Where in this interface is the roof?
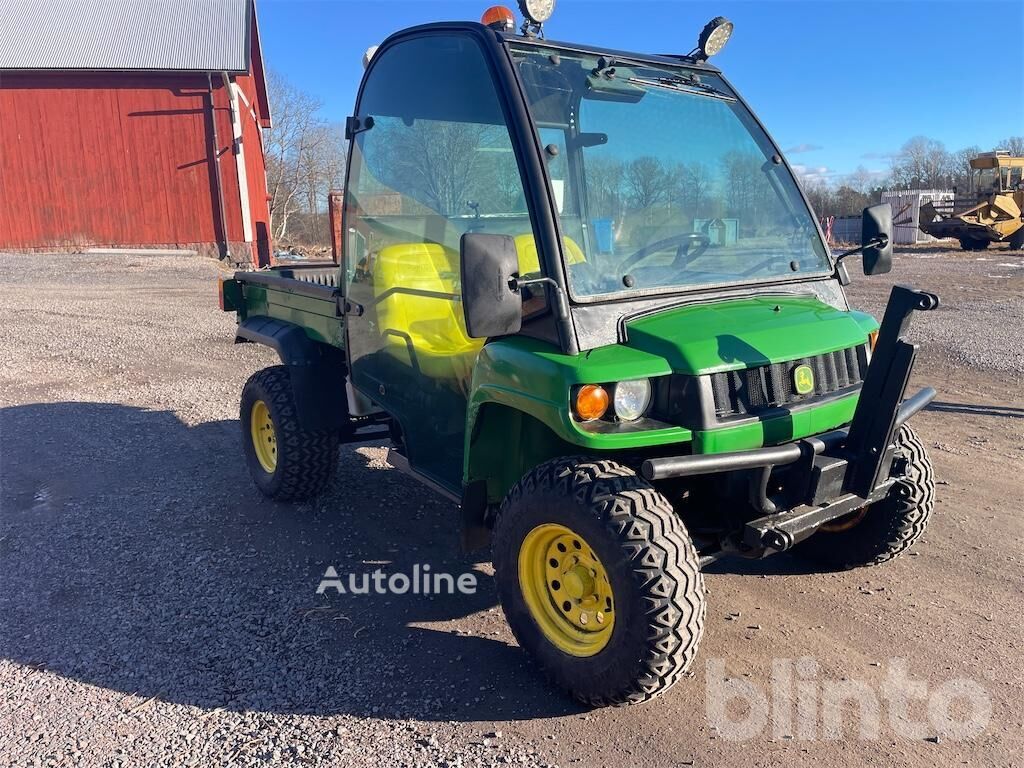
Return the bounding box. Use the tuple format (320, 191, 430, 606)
(0, 0, 254, 72)
(971, 154, 1024, 169)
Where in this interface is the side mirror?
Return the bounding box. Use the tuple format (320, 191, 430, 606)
(861, 203, 893, 275)
(460, 233, 522, 339)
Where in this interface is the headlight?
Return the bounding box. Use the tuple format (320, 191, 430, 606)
(613, 379, 652, 421)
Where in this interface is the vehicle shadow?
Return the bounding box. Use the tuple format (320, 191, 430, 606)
(702, 552, 827, 577)
(925, 400, 1024, 419)
(0, 402, 582, 721)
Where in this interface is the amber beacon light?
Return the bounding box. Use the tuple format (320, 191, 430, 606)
(482, 6, 516, 31)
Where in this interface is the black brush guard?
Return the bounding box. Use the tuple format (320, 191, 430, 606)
(641, 285, 940, 555)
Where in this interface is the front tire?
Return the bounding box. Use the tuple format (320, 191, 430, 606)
(240, 366, 339, 501)
(796, 425, 934, 569)
(493, 457, 705, 707)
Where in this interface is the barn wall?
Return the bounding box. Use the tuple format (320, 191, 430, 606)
(0, 70, 266, 265)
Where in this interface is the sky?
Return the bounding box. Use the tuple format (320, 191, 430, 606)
(257, 0, 1024, 184)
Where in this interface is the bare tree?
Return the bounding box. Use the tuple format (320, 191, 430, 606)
(494, 155, 525, 211)
(586, 157, 626, 219)
(721, 152, 766, 222)
(625, 156, 670, 209)
(264, 69, 333, 242)
(997, 136, 1024, 156)
(296, 122, 347, 241)
(890, 136, 954, 189)
(375, 121, 491, 216)
(845, 165, 880, 193)
(796, 136, 1023, 221)
(801, 177, 834, 218)
(948, 145, 981, 193)
(675, 161, 712, 217)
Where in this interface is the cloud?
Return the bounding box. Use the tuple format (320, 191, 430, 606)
(860, 151, 898, 160)
(785, 143, 823, 154)
(791, 164, 833, 182)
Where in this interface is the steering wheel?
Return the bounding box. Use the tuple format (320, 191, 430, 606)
(741, 254, 795, 278)
(617, 232, 711, 276)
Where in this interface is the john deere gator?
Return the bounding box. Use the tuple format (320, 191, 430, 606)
(219, 1, 940, 706)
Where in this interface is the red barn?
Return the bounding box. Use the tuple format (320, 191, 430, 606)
(0, 0, 272, 266)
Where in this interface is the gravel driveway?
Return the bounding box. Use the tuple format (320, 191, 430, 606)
(1, 248, 1022, 767)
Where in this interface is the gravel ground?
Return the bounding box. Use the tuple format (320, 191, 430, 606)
(1, 246, 1022, 768)
(847, 244, 1024, 376)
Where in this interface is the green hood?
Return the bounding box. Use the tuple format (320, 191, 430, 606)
(624, 295, 875, 375)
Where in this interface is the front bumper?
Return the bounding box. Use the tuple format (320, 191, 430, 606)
(641, 285, 940, 555)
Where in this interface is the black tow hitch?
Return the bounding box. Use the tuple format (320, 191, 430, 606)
(641, 285, 940, 554)
(745, 285, 940, 552)
(842, 285, 939, 496)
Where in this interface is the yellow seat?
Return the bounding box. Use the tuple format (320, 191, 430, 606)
(373, 242, 481, 386)
(513, 234, 587, 274)
(371, 235, 586, 386)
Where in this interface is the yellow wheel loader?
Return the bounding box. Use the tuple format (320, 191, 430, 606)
(919, 152, 1024, 251)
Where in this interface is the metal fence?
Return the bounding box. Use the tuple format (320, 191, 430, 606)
(881, 189, 955, 244)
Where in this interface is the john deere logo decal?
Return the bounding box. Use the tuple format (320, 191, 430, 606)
(793, 364, 815, 395)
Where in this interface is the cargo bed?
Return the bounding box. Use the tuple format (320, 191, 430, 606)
(226, 262, 344, 349)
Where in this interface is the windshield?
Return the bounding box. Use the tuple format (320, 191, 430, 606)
(973, 167, 1002, 194)
(512, 44, 831, 300)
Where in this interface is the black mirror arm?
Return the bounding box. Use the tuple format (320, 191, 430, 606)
(833, 233, 889, 262)
(512, 275, 572, 323)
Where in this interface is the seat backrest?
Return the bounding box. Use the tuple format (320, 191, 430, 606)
(373, 241, 474, 356)
(513, 234, 587, 274)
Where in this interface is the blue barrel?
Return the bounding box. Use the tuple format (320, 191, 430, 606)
(592, 218, 614, 255)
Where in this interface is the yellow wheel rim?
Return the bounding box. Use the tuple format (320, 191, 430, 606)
(250, 400, 277, 473)
(518, 523, 615, 657)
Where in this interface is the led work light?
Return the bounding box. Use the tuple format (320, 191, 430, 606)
(518, 0, 556, 24)
(696, 16, 733, 60)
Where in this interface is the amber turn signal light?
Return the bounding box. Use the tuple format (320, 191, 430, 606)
(574, 384, 610, 422)
(868, 330, 879, 352)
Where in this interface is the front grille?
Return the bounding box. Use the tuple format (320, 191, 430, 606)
(710, 344, 869, 419)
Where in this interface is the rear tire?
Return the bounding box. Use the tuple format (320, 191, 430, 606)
(958, 236, 990, 251)
(1009, 229, 1024, 251)
(240, 366, 339, 501)
(493, 457, 705, 707)
(796, 425, 934, 569)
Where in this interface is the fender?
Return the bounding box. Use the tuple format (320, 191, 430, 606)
(236, 316, 347, 431)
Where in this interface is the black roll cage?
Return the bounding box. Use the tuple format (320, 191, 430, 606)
(344, 22, 839, 358)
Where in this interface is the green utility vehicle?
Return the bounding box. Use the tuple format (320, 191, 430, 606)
(221, 4, 940, 706)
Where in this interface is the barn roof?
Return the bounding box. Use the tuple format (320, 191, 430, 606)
(0, 0, 256, 72)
